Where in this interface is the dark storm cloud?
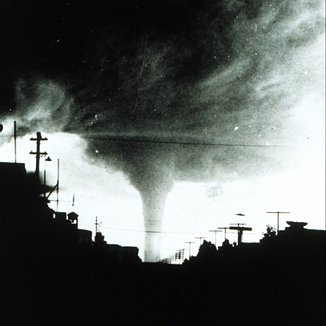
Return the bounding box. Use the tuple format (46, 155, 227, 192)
(1, 0, 324, 260)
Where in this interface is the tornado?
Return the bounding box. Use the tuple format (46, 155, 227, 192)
(141, 186, 170, 261)
(109, 144, 174, 262)
(0, 0, 324, 261)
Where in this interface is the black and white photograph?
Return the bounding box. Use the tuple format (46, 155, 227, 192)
(0, 1, 324, 325)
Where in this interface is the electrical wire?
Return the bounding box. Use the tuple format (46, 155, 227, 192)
(90, 225, 207, 235)
(0, 131, 313, 148)
(81, 134, 306, 148)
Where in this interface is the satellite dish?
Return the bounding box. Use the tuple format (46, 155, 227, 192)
(0, 124, 3, 132)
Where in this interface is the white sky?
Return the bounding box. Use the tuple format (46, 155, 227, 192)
(0, 121, 324, 261)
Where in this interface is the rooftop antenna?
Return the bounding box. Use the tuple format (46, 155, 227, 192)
(95, 216, 102, 235)
(30, 132, 48, 180)
(266, 211, 290, 234)
(229, 223, 252, 245)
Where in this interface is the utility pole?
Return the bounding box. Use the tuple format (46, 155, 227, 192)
(267, 211, 290, 234)
(185, 241, 195, 259)
(218, 227, 229, 241)
(56, 159, 60, 212)
(174, 249, 185, 264)
(209, 229, 222, 246)
(14, 121, 17, 163)
(229, 223, 252, 245)
(180, 248, 185, 262)
(30, 132, 48, 180)
(195, 236, 206, 248)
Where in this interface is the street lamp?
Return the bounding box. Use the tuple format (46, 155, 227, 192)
(43, 156, 52, 197)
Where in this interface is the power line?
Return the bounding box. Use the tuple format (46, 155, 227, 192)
(0, 132, 316, 149)
(82, 224, 206, 235)
(81, 134, 305, 149)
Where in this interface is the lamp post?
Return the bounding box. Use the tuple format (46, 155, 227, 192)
(43, 156, 52, 197)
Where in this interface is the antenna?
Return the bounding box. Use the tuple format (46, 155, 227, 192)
(95, 217, 102, 235)
(266, 211, 290, 234)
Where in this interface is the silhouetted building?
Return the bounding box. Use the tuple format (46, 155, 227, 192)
(94, 231, 106, 245)
(0, 158, 323, 326)
(0, 160, 141, 266)
(78, 229, 92, 245)
(121, 246, 141, 263)
(55, 211, 67, 223)
(68, 211, 79, 228)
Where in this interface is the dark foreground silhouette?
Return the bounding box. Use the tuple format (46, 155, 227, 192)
(0, 162, 324, 325)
